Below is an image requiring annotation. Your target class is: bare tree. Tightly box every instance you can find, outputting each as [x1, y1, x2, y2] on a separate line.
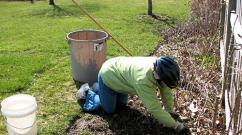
[49, 0, 56, 6]
[148, 0, 153, 16]
[31, 0, 35, 4]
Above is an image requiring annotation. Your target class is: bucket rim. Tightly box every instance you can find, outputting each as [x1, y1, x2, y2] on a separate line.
[66, 29, 109, 43]
[1, 94, 37, 118]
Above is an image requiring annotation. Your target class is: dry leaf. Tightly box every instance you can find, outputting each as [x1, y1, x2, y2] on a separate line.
[189, 100, 198, 113]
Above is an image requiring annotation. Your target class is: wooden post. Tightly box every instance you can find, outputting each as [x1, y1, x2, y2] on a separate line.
[221, 0, 233, 108]
[219, 0, 226, 39]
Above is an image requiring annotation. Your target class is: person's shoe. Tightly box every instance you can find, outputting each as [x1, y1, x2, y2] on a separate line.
[76, 83, 90, 100]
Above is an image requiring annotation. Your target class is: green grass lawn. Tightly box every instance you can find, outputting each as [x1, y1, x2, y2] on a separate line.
[0, 0, 189, 134]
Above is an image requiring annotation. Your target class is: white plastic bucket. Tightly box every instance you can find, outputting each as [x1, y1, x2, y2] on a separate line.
[1, 94, 38, 135]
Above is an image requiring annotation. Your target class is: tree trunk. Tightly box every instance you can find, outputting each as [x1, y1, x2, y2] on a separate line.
[148, 0, 152, 16]
[31, 0, 35, 4]
[49, 0, 56, 5]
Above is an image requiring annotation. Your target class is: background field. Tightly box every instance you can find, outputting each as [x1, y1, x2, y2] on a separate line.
[0, 0, 189, 134]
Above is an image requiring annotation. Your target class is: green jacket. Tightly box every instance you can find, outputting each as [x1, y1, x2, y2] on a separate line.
[100, 57, 176, 127]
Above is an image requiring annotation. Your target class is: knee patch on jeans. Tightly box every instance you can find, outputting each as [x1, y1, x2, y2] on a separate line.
[83, 90, 100, 112]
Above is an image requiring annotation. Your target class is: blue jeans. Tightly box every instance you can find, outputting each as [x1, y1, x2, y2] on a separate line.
[98, 73, 128, 114]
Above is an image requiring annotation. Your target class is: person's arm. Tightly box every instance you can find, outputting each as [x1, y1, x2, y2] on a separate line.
[135, 83, 176, 127]
[159, 82, 174, 112]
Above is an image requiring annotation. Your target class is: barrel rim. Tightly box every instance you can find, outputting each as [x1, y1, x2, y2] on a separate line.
[66, 29, 109, 43]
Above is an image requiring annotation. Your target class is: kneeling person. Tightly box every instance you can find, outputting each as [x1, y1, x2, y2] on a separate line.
[81, 56, 186, 133]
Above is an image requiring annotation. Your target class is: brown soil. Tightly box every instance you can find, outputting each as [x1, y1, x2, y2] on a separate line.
[66, 95, 191, 135]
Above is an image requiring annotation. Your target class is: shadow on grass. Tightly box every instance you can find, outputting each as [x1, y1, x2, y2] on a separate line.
[27, 3, 106, 17]
[136, 13, 177, 28]
[65, 106, 192, 135]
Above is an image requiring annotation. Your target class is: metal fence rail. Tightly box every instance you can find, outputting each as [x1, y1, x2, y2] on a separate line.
[225, 46, 242, 134]
[221, 0, 242, 134]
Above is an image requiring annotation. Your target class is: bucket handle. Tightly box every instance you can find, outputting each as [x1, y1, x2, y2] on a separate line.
[4, 116, 37, 130]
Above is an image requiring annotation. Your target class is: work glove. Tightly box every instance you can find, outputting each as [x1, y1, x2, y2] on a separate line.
[173, 121, 190, 134]
[83, 90, 101, 112]
[169, 112, 183, 122]
[76, 83, 90, 100]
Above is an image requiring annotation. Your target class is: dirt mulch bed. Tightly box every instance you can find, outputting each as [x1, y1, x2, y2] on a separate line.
[66, 95, 191, 135]
[66, 9, 224, 134]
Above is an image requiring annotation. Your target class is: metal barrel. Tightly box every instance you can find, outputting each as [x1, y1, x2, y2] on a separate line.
[66, 30, 108, 85]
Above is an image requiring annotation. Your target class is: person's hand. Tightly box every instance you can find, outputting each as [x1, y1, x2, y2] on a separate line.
[169, 112, 182, 122]
[173, 121, 190, 134]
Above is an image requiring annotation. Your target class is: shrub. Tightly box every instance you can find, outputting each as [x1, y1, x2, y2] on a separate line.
[191, 0, 221, 35]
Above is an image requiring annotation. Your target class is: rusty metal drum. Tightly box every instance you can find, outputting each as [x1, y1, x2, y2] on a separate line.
[66, 30, 108, 85]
